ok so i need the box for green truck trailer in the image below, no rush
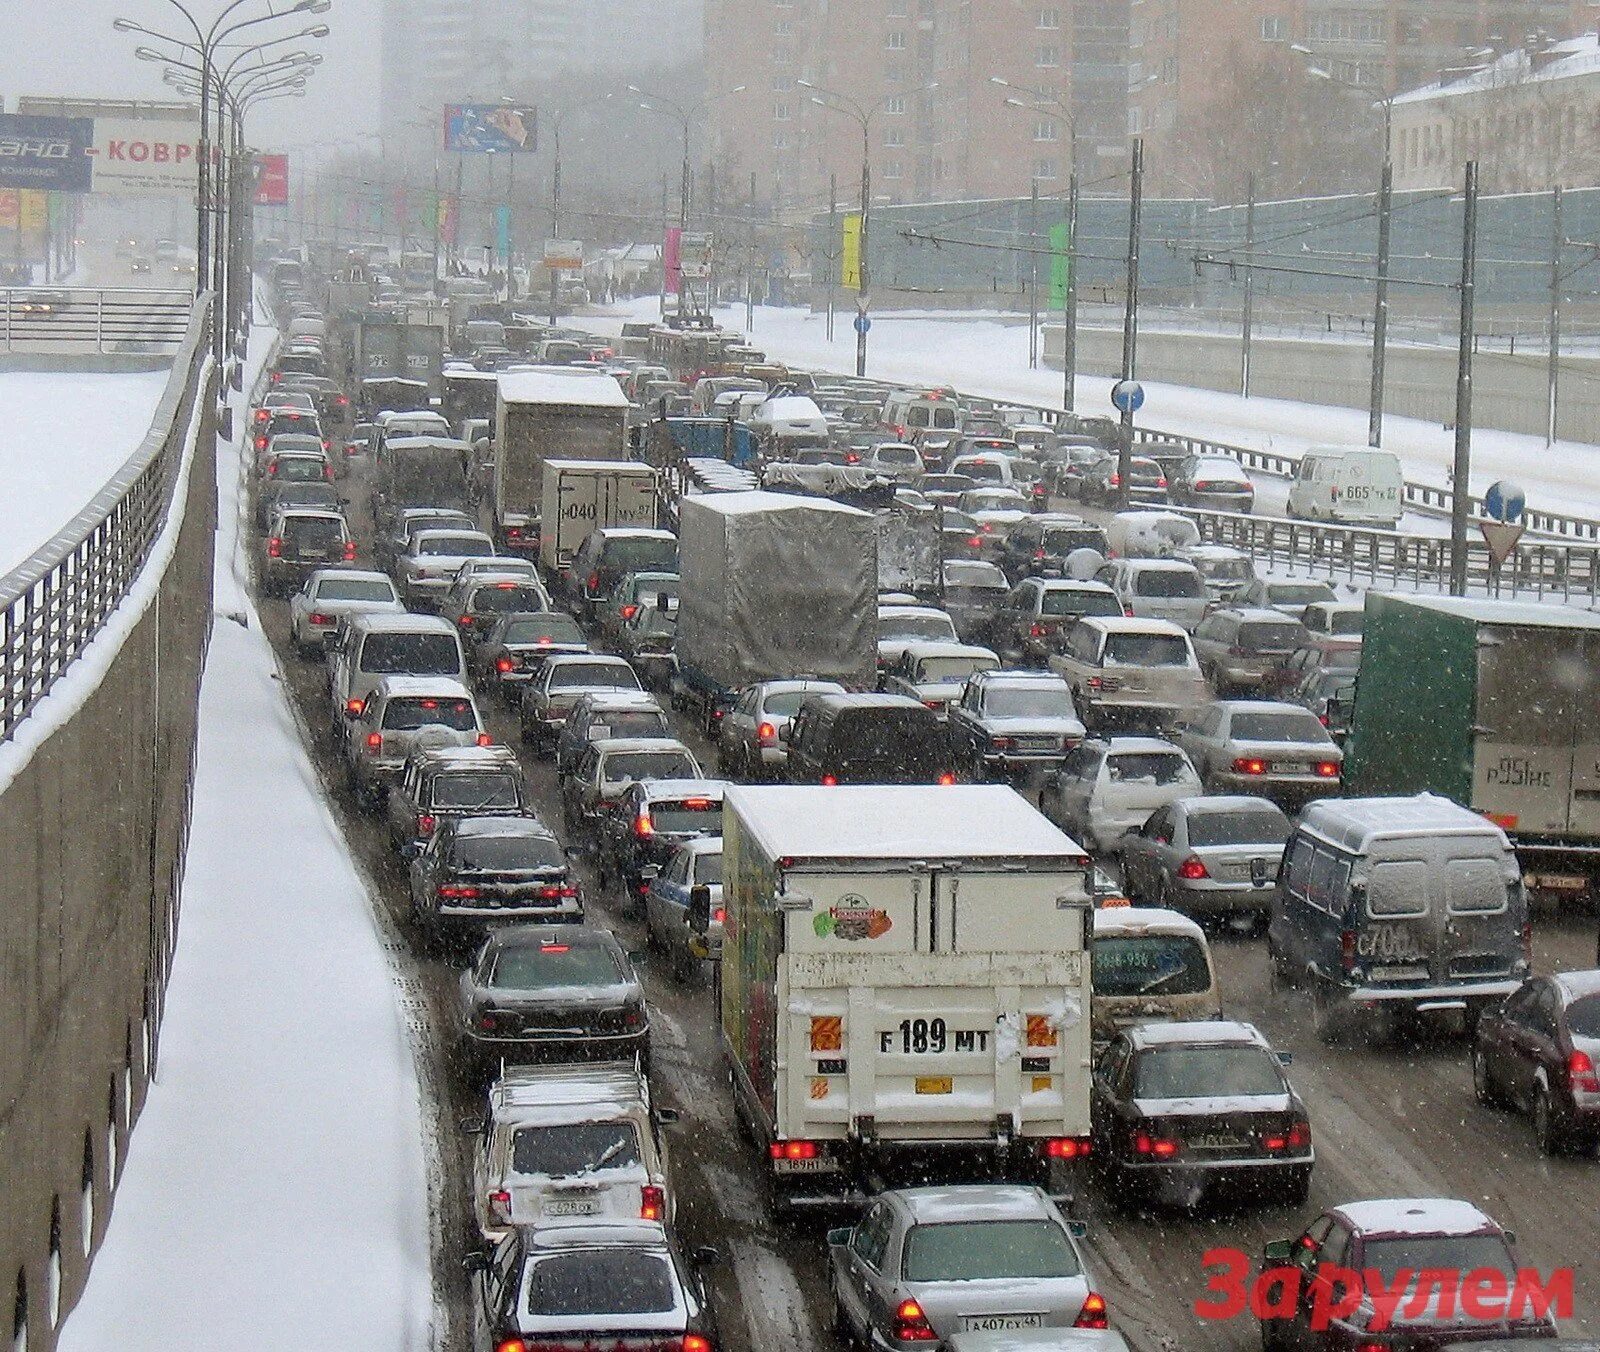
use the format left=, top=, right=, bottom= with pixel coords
left=1344, top=593, right=1600, bottom=898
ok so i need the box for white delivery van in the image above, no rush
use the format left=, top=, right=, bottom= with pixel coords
left=1105, top=510, right=1202, bottom=560
left=883, top=389, right=962, bottom=442
left=715, top=784, right=1096, bottom=1214
left=539, top=459, right=658, bottom=572
left=748, top=394, right=830, bottom=454
left=1286, top=446, right=1403, bottom=529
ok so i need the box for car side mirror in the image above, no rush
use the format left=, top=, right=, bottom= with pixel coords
left=462, top=1250, right=490, bottom=1274
left=1275, top=1051, right=1294, bottom=1067
left=1263, top=1240, right=1293, bottom=1264
left=459, top=1114, right=485, bottom=1136
left=400, top=841, right=420, bottom=860
left=641, top=864, right=661, bottom=882
left=626, top=948, right=649, bottom=967
left=687, top=884, right=712, bottom=934
left=690, top=1245, right=723, bottom=1268
left=1065, top=1220, right=1089, bottom=1240
left=1502, top=1229, right=1517, bottom=1247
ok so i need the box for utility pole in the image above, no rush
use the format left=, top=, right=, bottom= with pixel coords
left=856, top=122, right=871, bottom=378
left=1240, top=173, right=1255, bottom=397
left=1116, top=138, right=1144, bottom=511
left=549, top=121, right=562, bottom=326
left=1369, top=158, right=1393, bottom=446
left=1063, top=170, right=1078, bottom=413
left=1450, top=160, right=1479, bottom=598
left=826, top=173, right=837, bottom=342
left=431, top=152, right=442, bottom=292
left=1028, top=177, right=1040, bottom=369
left=746, top=170, right=756, bottom=331
left=660, top=174, right=669, bottom=318
left=1547, top=183, right=1563, bottom=447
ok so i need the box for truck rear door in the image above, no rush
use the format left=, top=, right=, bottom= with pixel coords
left=1560, top=631, right=1600, bottom=841
left=1473, top=628, right=1575, bottom=836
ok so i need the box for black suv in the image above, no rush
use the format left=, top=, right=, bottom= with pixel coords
left=564, top=528, right=678, bottom=621
left=784, top=693, right=956, bottom=785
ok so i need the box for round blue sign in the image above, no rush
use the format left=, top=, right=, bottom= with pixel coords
left=1111, top=379, right=1145, bottom=414
left=1483, top=479, right=1526, bottom=523
left=853, top=313, right=872, bottom=335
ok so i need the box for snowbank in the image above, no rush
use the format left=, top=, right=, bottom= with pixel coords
left=58, top=314, right=434, bottom=1351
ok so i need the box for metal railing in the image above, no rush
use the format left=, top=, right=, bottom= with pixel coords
left=0, top=295, right=212, bottom=740
left=1, top=287, right=195, bottom=355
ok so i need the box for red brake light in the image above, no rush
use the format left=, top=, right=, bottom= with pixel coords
left=417, top=814, right=435, bottom=835
left=1156, top=476, right=1168, bottom=488
left=821, top=774, right=838, bottom=786
left=365, top=732, right=382, bottom=751
left=438, top=885, right=480, bottom=899
left=681, top=1337, right=712, bottom=1352
left=1177, top=855, right=1209, bottom=880
left=254, top=435, right=267, bottom=450
left=476, top=732, right=492, bottom=747
left=1315, top=760, right=1341, bottom=778
left=506, top=526, right=523, bottom=539
left=487, top=1189, right=511, bottom=1221
left=1109, top=472, right=1120, bottom=487
left=640, top=1183, right=665, bottom=1221
left=937, top=772, right=956, bottom=786
left=587, top=571, right=600, bottom=592
left=1044, top=1136, right=1091, bottom=1159
left=1075, top=1293, right=1110, bottom=1329
left=757, top=721, right=776, bottom=744
left=1232, top=757, right=1267, bottom=776
left=1570, top=1048, right=1600, bottom=1093
left=254, top=408, right=270, bottom=422
left=769, top=1140, right=818, bottom=1160
left=496, top=656, right=515, bottom=673
left=459, top=615, right=475, bottom=626
left=892, top=1298, right=938, bottom=1342
left=494, top=1339, right=526, bottom=1352
left=634, top=812, right=654, bottom=838
left=621, top=603, right=639, bottom=621
left=267, top=536, right=282, bottom=557
left=1029, top=623, right=1044, bottom=637
left=342, top=541, right=356, bottom=561
left=713, top=906, right=726, bottom=923
left=309, top=611, right=330, bottom=626
left=967, top=535, right=983, bottom=548
left=1287, top=1119, right=1312, bottom=1149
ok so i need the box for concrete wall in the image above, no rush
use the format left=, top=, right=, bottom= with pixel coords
left=1045, top=323, right=1600, bottom=445
left=0, top=360, right=215, bottom=1349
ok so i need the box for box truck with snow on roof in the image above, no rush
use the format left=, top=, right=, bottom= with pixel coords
left=709, top=783, right=1096, bottom=1216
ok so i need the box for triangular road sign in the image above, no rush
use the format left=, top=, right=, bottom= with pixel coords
left=1479, top=520, right=1525, bottom=566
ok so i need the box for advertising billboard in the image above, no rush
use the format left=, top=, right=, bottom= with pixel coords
left=0, top=113, right=93, bottom=192
left=543, top=239, right=583, bottom=269
left=252, top=153, right=289, bottom=206
left=85, top=119, right=201, bottom=196
left=443, top=103, right=537, bottom=154
left=679, top=231, right=714, bottom=280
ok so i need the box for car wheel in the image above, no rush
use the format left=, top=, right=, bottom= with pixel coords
left=1267, top=938, right=1293, bottom=991
left=1471, top=1047, right=1501, bottom=1107
left=1534, top=1086, right=1566, bottom=1156
left=831, top=1277, right=861, bottom=1350
left=1311, top=979, right=1346, bottom=1045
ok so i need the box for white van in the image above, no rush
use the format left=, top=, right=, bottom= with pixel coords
left=882, top=389, right=961, bottom=442
left=1098, top=558, right=1210, bottom=631
left=328, top=611, right=467, bottom=739
left=748, top=394, right=830, bottom=453
left=1105, top=510, right=1202, bottom=560
left=1286, top=446, right=1403, bottom=529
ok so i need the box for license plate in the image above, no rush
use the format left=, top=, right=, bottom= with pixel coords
left=546, top=1197, right=599, bottom=1216
left=1015, top=737, right=1056, bottom=751
left=772, top=1156, right=833, bottom=1175
left=1526, top=871, right=1587, bottom=893
left=960, top=1313, right=1044, bottom=1332
left=1269, top=761, right=1305, bottom=774
left=302, top=548, right=329, bottom=559
left=1189, top=1133, right=1246, bottom=1150
left=915, top=1076, right=954, bottom=1095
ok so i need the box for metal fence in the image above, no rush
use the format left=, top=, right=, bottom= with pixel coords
left=0, top=295, right=212, bottom=740
left=1, top=287, right=195, bottom=355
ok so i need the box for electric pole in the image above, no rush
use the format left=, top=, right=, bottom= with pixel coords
left=1116, top=139, right=1144, bottom=511
left=1449, top=160, right=1479, bottom=598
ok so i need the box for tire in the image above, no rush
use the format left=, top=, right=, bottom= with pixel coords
left=1471, top=1047, right=1501, bottom=1107
left=1312, top=979, right=1345, bottom=1046
left=1534, top=1086, right=1567, bottom=1156
left=1267, top=939, right=1293, bottom=992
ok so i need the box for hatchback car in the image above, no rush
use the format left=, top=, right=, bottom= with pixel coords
left=1092, top=1021, right=1311, bottom=1206
left=439, top=576, right=552, bottom=645
left=1472, top=968, right=1600, bottom=1155
left=617, top=601, right=677, bottom=691
left=829, top=1186, right=1106, bottom=1348
left=784, top=693, right=957, bottom=786
left=557, top=691, right=672, bottom=778
left=1081, top=455, right=1167, bottom=507
left=520, top=654, right=644, bottom=754
left=288, top=569, right=401, bottom=655
left=457, top=925, right=649, bottom=1077
left=598, top=570, right=680, bottom=642
left=717, top=678, right=847, bottom=779
left=1121, top=795, right=1291, bottom=920
left=409, top=815, right=580, bottom=946
left=1170, top=700, right=1342, bottom=800
left=1039, top=736, right=1203, bottom=855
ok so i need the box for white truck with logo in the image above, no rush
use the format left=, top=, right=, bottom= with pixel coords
left=539, top=459, right=659, bottom=572
left=713, top=783, right=1095, bottom=1215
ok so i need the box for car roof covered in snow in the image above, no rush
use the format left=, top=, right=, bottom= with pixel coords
left=1331, top=1198, right=1499, bottom=1238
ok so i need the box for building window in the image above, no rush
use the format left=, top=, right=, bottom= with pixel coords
left=1034, top=157, right=1059, bottom=180
left=774, top=130, right=790, bottom=150
left=884, top=126, right=906, bottom=146
left=1034, top=119, right=1058, bottom=141
left=1309, top=14, right=1384, bottom=43
left=885, top=61, right=905, bottom=81
left=774, top=101, right=791, bottom=121
left=1162, top=56, right=1177, bottom=82
left=1036, top=45, right=1060, bottom=67
left=1260, top=16, right=1287, bottom=41
left=886, top=30, right=908, bottom=49
left=1038, top=6, right=1061, bottom=28
left=776, top=19, right=792, bottom=34
left=771, top=75, right=793, bottom=92
left=884, top=96, right=906, bottom=115
left=883, top=159, right=905, bottom=179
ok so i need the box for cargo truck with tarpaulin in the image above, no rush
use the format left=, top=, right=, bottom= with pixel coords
left=1343, top=593, right=1600, bottom=900
left=492, top=368, right=631, bottom=560
left=670, top=491, right=878, bottom=733
left=351, top=318, right=445, bottom=403
left=713, top=783, right=1095, bottom=1215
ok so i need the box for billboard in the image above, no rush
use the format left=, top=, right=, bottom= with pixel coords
left=443, top=103, right=537, bottom=154
left=252, top=153, right=289, bottom=206
left=0, top=113, right=93, bottom=192
left=543, top=239, right=583, bottom=269
left=678, top=231, right=714, bottom=280
left=841, top=213, right=862, bottom=290
left=84, top=119, right=201, bottom=196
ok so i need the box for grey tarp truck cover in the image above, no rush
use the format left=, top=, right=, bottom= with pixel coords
left=677, top=490, right=878, bottom=691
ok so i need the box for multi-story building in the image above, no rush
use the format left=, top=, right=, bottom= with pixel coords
left=703, top=0, right=1128, bottom=211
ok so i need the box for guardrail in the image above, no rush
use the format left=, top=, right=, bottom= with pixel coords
left=0, top=294, right=212, bottom=740
left=1, top=287, right=195, bottom=355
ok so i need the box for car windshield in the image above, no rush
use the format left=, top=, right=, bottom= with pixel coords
left=901, top=1220, right=1081, bottom=1283
left=381, top=697, right=476, bottom=732
left=431, top=772, right=518, bottom=809
left=528, top=1251, right=677, bottom=1318
left=1359, top=1235, right=1516, bottom=1286
left=490, top=940, right=621, bottom=989
left=1237, top=622, right=1306, bottom=654
left=318, top=578, right=395, bottom=603
left=1567, top=994, right=1600, bottom=1037
left=959, top=461, right=1005, bottom=483
left=1106, top=753, right=1193, bottom=785
left=511, top=1122, right=642, bottom=1178
left=1186, top=809, right=1291, bottom=847
left=469, top=585, right=545, bottom=614
left=1133, top=1044, right=1283, bottom=1097
left=550, top=664, right=641, bottom=691
left=603, top=751, right=696, bottom=782
left=1271, top=583, right=1336, bottom=604
left=649, top=801, right=723, bottom=834
left=421, top=535, right=492, bottom=557
left=1135, top=569, right=1204, bottom=599
left=504, top=616, right=585, bottom=646
left=1042, top=589, right=1120, bottom=618
left=1093, top=934, right=1212, bottom=998
left=1104, top=634, right=1191, bottom=666
left=881, top=614, right=956, bottom=641
left=987, top=686, right=1073, bottom=718
left=607, top=538, right=678, bottom=572
left=361, top=633, right=460, bottom=675
left=451, top=834, right=563, bottom=870
left=1230, top=710, right=1331, bottom=743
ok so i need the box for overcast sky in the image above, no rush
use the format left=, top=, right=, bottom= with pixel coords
left=9, top=0, right=378, bottom=146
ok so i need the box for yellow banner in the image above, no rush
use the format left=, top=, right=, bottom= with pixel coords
left=18, top=191, right=47, bottom=234
left=841, top=212, right=862, bottom=291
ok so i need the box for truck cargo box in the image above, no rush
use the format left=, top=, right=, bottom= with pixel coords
left=539, top=459, right=659, bottom=571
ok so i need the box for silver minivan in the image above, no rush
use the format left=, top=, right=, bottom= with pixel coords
left=1099, top=559, right=1210, bottom=632
left=328, top=611, right=466, bottom=737
left=1268, top=794, right=1528, bottom=1043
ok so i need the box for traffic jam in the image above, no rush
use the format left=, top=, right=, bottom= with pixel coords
left=247, top=260, right=1599, bottom=1352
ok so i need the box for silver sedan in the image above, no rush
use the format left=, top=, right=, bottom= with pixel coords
left=1169, top=700, right=1343, bottom=802
left=829, top=1185, right=1107, bottom=1347
left=1119, top=794, right=1290, bottom=922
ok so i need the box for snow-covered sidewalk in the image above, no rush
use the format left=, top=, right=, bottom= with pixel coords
left=58, top=318, right=433, bottom=1351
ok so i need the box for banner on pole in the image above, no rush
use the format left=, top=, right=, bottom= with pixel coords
left=251, top=153, right=289, bottom=206
left=663, top=226, right=682, bottom=291
left=1049, top=220, right=1072, bottom=308
left=443, top=103, right=537, bottom=154
left=841, top=212, right=862, bottom=291
left=0, top=113, right=93, bottom=192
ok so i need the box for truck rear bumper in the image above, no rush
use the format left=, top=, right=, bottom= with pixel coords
left=1341, top=978, right=1521, bottom=1005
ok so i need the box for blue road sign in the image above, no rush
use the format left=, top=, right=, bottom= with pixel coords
left=1111, top=379, right=1145, bottom=414
left=853, top=313, right=872, bottom=336
left=1483, top=480, right=1526, bottom=523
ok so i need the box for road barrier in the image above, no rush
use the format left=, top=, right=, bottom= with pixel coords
left=1, top=287, right=194, bottom=356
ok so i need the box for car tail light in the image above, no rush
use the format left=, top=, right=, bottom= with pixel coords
left=586, top=571, right=600, bottom=593
left=1074, top=1293, right=1110, bottom=1330
left=891, top=1298, right=938, bottom=1343
left=417, top=814, right=436, bottom=835
left=506, top=525, right=523, bottom=540
left=845, top=451, right=860, bottom=464
left=346, top=698, right=363, bottom=716
left=365, top=732, right=382, bottom=753
left=1030, top=623, right=1044, bottom=637
left=342, top=540, right=356, bottom=562
left=1319, top=711, right=1330, bottom=727
left=713, top=906, right=726, bottom=923
left=536, top=884, right=579, bottom=900
left=476, top=732, right=492, bottom=747
left=493, top=1339, right=526, bottom=1352
left=254, top=435, right=267, bottom=450
left=634, top=812, right=654, bottom=837
left=496, top=657, right=515, bottom=673
left=1134, top=1132, right=1180, bottom=1158
left=640, top=1184, right=665, bottom=1221
left=1044, top=1136, right=1090, bottom=1159
left=1177, top=855, right=1209, bottom=880
left=770, top=1140, right=817, bottom=1161
left=438, top=885, right=480, bottom=899
left=1315, top=760, right=1340, bottom=778
left=254, top=408, right=270, bottom=422
left=937, top=772, right=956, bottom=786
left=487, top=1189, right=511, bottom=1221
left=1086, top=676, right=1102, bottom=692
left=1123, top=605, right=1135, bottom=617
left=309, top=611, right=330, bottom=626
left=1232, top=757, right=1267, bottom=776
left=681, top=1337, right=713, bottom=1352
left=267, top=536, right=282, bottom=558
left=1569, top=1049, right=1600, bottom=1093
left=1109, top=472, right=1121, bottom=487
left=1155, top=476, right=1168, bottom=488
left=991, top=736, right=1016, bottom=752
left=711, top=708, right=725, bottom=722
left=621, top=603, right=639, bottom=621
left=967, top=535, right=983, bottom=549
left=323, top=464, right=334, bottom=480
left=980, top=522, right=994, bottom=533
left=923, top=699, right=942, bottom=710
left=336, top=394, right=349, bottom=407
left=821, top=775, right=837, bottom=786
left=1287, top=1118, right=1311, bottom=1149
left=757, top=721, right=776, bottom=745
left=1341, top=927, right=1356, bottom=973
left=459, top=614, right=475, bottom=627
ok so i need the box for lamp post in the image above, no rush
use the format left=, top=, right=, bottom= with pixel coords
left=800, top=78, right=937, bottom=376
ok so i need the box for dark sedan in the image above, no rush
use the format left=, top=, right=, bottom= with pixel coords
left=473, top=611, right=589, bottom=704
left=456, top=926, right=649, bottom=1079
left=1472, top=969, right=1600, bottom=1155
left=409, top=816, right=581, bottom=947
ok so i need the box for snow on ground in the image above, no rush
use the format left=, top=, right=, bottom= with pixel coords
left=0, top=367, right=172, bottom=576
left=58, top=308, right=434, bottom=1352
left=585, top=297, right=1600, bottom=521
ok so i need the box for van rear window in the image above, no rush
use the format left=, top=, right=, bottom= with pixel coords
left=360, top=632, right=460, bottom=675
left=1134, top=569, right=1204, bottom=599
left=831, top=711, right=948, bottom=780
left=1093, top=935, right=1211, bottom=998
left=1367, top=859, right=1429, bottom=917
left=1103, top=634, right=1191, bottom=667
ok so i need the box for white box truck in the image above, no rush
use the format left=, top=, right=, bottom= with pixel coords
left=714, top=783, right=1095, bottom=1214
left=539, top=459, right=659, bottom=572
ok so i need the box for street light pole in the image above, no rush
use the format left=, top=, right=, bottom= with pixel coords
left=1450, top=159, right=1479, bottom=597
left=856, top=118, right=870, bottom=377
left=1116, top=138, right=1144, bottom=512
